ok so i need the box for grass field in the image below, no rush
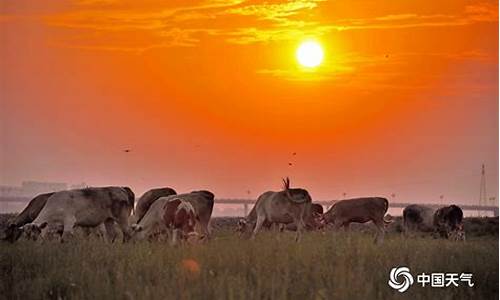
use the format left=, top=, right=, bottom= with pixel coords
left=0, top=225, right=498, bottom=300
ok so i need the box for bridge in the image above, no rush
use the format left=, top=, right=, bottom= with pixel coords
left=215, top=199, right=499, bottom=217
left=1, top=196, right=498, bottom=217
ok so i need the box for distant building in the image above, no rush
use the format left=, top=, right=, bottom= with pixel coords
left=0, top=181, right=83, bottom=198
left=0, top=181, right=88, bottom=213
left=70, top=182, right=88, bottom=190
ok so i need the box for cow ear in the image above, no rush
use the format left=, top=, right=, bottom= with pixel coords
left=39, top=222, right=48, bottom=229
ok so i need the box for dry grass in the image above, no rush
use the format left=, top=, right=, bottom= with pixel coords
left=0, top=228, right=497, bottom=300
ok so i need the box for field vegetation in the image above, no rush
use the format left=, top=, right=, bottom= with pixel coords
left=0, top=217, right=498, bottom=300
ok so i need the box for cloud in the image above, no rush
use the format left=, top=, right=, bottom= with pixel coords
left=465, top=2, right=499, bottom=22
left=224, top=0, right=323, bottom=22
left=2, top=1, right=497, bottom=51
left=328, top=3, right=497, bottom=32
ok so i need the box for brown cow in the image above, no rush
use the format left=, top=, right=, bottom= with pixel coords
left=434, top=205, right=465, bottom=240
left=163, top=198, right=199, bottom=245
left=238, top=191, right=322, bottom=235
left=321, top=197, right=392, bottom=243
left=403, top=204, right=465, bottom=241
left=275, top=203, right=324, bottom=231
left=239, top=178, right=312, bottom=242
left=131, top=187, right=177, bottom=224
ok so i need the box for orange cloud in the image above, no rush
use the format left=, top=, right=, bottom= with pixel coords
left=18, top=1, right=489, bottom=50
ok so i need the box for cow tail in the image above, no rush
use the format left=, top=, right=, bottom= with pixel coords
left=383, top=198, right=393, bottom=225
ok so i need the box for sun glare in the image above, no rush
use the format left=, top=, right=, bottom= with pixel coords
left=296, top=41, right=324, bottom=68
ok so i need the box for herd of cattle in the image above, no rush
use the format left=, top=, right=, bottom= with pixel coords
left=1, top=178, right=465, bottom=244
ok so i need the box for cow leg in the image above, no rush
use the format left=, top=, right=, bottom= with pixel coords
left=171, top=229, right=180, bottom=246
left=251, top=215, right=266, bottom=239
left=61, top=217, right=77, bottom=243
left=269, top=223, right=284, bottom=240
left=39, top=225, right=54, bottom=243
left=104, top=219, right=119, bottom=242
left=198, top=220, right=211, bottom=243
left=115, top=213, right=132, bottom=243
left=293, top=217, right=305, bottom=242
left=373, top=219, right=385, bottom=244
left=332, top=220, right=342, bottom=232
left=403, top=219, right=410, bottom=238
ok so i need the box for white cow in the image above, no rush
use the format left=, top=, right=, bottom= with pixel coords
left=21, top=186, right=134, bottom=242
left=130, top=196, right=198, bottom=245
left=131, top=190, right=214, bottom=241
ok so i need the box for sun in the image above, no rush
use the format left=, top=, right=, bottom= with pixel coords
left=296, top=41, right=324, bottom=68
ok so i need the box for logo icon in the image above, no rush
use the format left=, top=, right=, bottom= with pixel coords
left=388, top=266, right=414, bottom=293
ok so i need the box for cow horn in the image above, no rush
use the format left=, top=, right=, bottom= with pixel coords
left=282, top=177, right=291, bottom=190
left=282, top=177, right=292, bottom=199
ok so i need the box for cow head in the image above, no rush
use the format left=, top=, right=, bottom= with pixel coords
left=236, top=219, right=255, bottom=238
left=448, top=227, right=466, bottom=241
left=183, top=211, right=197, bottom=234
left=1, top=223, right=23, bottom=243
left=130, top=224, right=145, bottom=241
left=20, top=222, right=47, bottom=241
left=236, top=219, right=247, bottom=232
left=319, top=206, right=336, bottom=226
left=131, top=224, right=143, bottom=232
left=185, top=231, right=201, bottom=245
left=311, top=212, right=326, bottom=230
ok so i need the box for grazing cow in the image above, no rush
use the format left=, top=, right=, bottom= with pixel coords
left=1, top=192, right=54, bottom=242
left=131, top=190, right=214, bottom=241
left=163, top=198, right=199, bottom=245
left=131, top=187, right=177, bottom=224
left=239, top=202, right=323, bottom=233
left=434, top=205, right=465, bottom=240
left=21, top=186, right=135, bottom=242
left=403, top=204, right=465, bottom=240
left=239, top=178, right=312, bottom=241
left=321, top=197, right=391, bottom=243
left=131, top=197, right=198, bottom=245
left=187, top=190, right=215, bottom=239
left=403, top=204, right=436, bottom=234
left=301, top=202, right=324, bottom=230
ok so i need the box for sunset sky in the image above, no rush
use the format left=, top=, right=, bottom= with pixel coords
left=1, top=0, right=498, bottom=204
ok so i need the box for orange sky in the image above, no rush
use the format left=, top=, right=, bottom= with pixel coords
left=0, top=0, right=498, bottom=204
